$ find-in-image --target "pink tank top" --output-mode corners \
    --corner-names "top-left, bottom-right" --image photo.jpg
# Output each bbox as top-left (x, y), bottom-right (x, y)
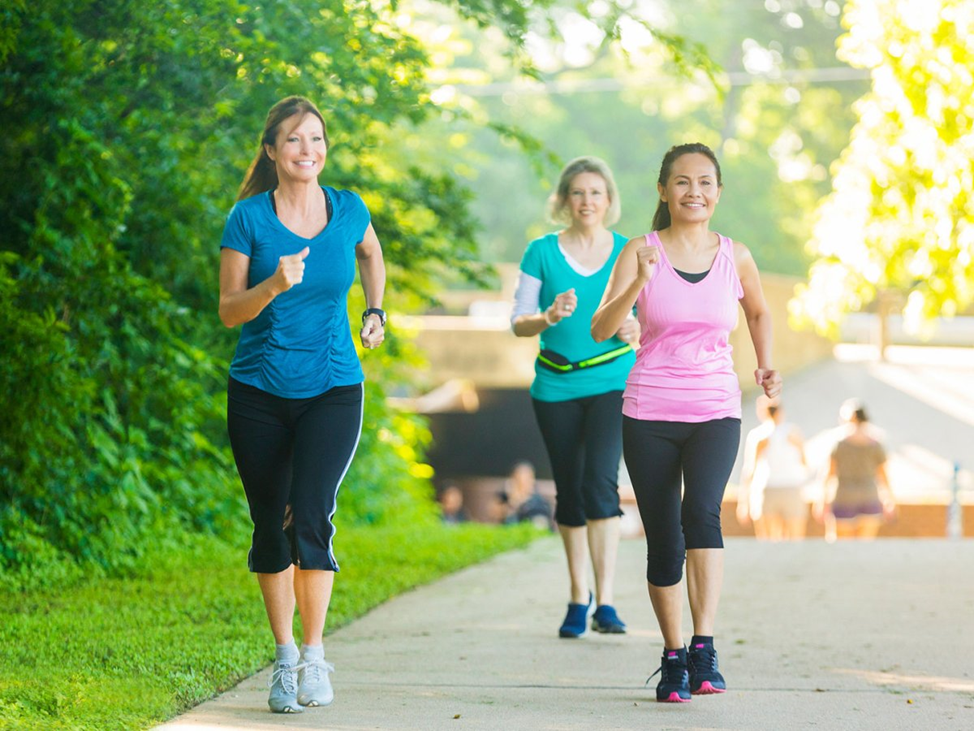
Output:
top-left (622, 231), bottom-right (744, 422)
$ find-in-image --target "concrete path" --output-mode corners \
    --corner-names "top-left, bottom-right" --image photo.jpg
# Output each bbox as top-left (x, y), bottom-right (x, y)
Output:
top-left (159, 536), bottom-right (974, 730)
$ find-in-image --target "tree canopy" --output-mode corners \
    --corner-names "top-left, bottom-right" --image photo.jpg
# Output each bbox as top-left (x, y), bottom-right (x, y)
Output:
top-left (0, 0), bottom-right (718, 583)
top-left (415, 0), bottom-right (866, 276)
top-left (790, 0), bottom-right (974, 335)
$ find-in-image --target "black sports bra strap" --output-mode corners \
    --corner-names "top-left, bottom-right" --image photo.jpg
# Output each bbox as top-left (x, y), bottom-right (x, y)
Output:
top-left (270, 188), bottom-right (333, 220)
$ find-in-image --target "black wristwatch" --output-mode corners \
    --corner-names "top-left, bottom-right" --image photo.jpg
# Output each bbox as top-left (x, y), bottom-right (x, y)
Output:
top-left (362, 307), bottom-right (386, 327)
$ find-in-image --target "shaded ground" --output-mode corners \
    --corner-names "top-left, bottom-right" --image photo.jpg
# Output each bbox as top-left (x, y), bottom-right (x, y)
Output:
top-left (160, 537), bottom-right (974, 731)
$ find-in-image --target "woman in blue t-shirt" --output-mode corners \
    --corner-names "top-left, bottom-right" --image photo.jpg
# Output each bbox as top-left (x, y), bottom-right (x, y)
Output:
top-left (218, 96), bottom-right (387, 714)
top-left (511, 156), bottom-right (638, 639)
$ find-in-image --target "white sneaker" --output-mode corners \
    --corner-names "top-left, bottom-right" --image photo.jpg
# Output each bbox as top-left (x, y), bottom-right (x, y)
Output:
top-left (297, 656), bottom-right (335, 707)
top-left (267, 658), bottom-right (303, 713)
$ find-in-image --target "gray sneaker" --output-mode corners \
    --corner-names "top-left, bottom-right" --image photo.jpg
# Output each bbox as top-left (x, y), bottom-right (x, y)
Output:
top-left (267, 658), bottom-right (303, 713)
top-left (297, 657), bottom-right (335, 707)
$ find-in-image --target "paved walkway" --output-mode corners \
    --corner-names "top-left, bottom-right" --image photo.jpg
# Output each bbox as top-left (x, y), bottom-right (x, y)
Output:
top-left (160, 536), bottom-right (974, 730)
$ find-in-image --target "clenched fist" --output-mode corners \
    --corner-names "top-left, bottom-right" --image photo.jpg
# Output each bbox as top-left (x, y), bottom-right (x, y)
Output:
top-left (615, 315), bottom-right (640, 344)
top-left (755, 368), bottom-right (782, 399)
top-left (546, 288), bottom-right (578, 324)
top-left (636, 244), bottom-right (660, 284)
top-left (360, 315), bottom-right (384, 350)
top-left (274, 246), bottom-right (310, 293)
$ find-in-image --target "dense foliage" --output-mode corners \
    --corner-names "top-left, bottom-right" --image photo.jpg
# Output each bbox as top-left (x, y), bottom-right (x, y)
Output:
top-left (415, 0), bottom-right (866, 275)
top-left (791, 0), bottom-right (974, 334)
top-left (0, 0), bottom-right (491, 581)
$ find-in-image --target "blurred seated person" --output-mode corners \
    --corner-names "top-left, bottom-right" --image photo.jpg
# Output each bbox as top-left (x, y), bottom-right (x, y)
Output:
top-left (498, 462), bottom-right (555, 530)
top-left (439, 485), bottom-right (469, 524)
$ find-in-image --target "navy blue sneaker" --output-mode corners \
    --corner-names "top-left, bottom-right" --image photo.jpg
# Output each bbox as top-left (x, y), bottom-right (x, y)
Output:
top-left (688, 642), bottom-right (726, 695)
top-left (558, 593), bottom-right (593, 638)
top-left (591, 604), bottom-right (627, 634)
top-left (647, 647), bottom-right (691, 703)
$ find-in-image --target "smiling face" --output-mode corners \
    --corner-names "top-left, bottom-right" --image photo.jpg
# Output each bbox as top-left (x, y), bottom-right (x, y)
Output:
top-left (567, 171), bottom-right (610, 228)
top-left (265, 112), bottom-right (327, 185)
top-left (658, 152), bottom-right (722, 224)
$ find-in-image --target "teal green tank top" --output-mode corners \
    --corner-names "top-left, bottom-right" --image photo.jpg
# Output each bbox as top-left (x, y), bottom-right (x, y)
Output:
top-left (518, 232), bottom-right (635, 402)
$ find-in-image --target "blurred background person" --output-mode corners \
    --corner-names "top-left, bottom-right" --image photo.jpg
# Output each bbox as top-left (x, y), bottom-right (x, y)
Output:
top-left (816, 399), bottom-right (896, 541)
top-left (497, 461), bottom-right (555, 531)
top-left (737, 397), bottom-right (810, 541)
top-left (439, 485), bottom-right (469, 525)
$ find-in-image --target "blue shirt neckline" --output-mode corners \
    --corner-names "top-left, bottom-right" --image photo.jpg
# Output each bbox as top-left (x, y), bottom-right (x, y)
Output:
top-left (263, 186), bottom-right (334, 242)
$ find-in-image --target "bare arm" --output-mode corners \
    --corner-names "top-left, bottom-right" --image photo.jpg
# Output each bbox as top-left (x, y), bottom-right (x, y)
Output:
top-left (513, 310), bottom-right (554, 338)
top-left (735, 241), bottom-right (781, 398)
top-left (788, 427), bottom-right (808, 467)
top-left (218, 246), bottom-right (309, 328)
top-left (876, 459), bottom-right (895, 514)
top-left (591, 237), bottom-right (655, 342)
top-left (356, 223), bottom-right (386, 348)
top-left (513, 288), bottom-right (577, 337)
top-left (815, 455), bottom-right (838, 520)
top-left (737, 434), bottom-right (767, 524)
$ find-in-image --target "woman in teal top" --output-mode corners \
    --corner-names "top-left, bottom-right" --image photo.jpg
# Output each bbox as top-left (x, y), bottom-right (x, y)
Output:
top-left (511, 156), bottom-right (638, 638)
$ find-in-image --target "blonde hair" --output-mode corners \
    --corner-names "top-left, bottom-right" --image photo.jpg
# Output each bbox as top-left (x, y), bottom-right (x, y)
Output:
top-left (547, 156), bottom-right (621, 227)
top-left (237, 96), bottom-right (329, 201)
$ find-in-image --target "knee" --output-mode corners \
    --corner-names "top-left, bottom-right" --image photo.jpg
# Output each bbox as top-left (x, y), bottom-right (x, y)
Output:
top-left (682, 501), bottom-right (723, 548)
top-left (554, 488), bottom-right (587, 527)
top-left (555, 503), bottom-right (586, 528)
top-left (646, 548), bottom-right (684, 586)
top-left (582, 483), bottom-right (620, 521)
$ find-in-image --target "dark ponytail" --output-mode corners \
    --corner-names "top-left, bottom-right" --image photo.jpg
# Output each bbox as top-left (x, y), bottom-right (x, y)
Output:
top-left (651, 142), bottom-right (722, 231)
top-left (237, 96), bottom-right (329, 201)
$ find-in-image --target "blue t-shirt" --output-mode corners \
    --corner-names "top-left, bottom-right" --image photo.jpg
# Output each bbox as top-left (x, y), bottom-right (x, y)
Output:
top-left (220, 186), bottom-right (370, 398)
top-left (520, 232), bottom-right (636, 402)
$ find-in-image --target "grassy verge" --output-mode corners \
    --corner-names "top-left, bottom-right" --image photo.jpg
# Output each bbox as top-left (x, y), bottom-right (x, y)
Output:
top-left (0, 522), bottom-right (538, 730)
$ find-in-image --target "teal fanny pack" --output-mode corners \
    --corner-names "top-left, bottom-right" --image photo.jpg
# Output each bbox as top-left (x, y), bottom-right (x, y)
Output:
top-left (537, 344), bottom-right (633, 374)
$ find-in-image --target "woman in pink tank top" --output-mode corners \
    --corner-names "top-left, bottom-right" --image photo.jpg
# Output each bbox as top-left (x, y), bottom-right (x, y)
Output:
top-left (592, 143), bottom-right (781, 703)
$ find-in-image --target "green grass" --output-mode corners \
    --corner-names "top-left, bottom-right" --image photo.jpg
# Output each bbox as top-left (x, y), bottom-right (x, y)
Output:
top-left (0, 522), bottom-right (537, 730)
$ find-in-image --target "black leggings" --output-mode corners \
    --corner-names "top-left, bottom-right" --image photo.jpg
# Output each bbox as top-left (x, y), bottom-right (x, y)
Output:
top-left (532, 391), bottom-right (625, 528)
top-left (227, 377), bottom-right (364, 574)
top-left (623, 416), bottom-right (741, 587)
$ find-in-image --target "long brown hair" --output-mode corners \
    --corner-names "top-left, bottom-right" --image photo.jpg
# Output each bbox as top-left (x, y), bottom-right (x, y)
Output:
top-left (237, 96), bottom-right (329, 201)
top-left (651, 143), bottom-right (722, 231)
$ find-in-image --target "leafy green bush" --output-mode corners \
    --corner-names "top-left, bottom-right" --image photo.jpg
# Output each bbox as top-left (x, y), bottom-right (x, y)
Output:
top-left (0, 142), bottom-right (242, 580)
top-left (0, 0), bottom-right (485, 582)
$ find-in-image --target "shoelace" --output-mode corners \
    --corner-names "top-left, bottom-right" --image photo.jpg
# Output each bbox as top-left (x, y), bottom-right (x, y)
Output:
top-left (269, 662), bottom-right (300, 694)
top-left (645, 655), bottom-right (685, 687)
top-left (300, 658), bottom-right (335, 685)
top-left (690, 646), bottom-right (717, 672)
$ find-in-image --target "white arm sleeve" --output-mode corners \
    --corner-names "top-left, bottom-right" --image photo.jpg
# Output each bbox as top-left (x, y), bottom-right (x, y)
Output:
top-left (511, 271), bottom-right (543, 328)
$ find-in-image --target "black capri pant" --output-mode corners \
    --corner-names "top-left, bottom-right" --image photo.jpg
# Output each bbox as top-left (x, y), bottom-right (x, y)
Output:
top-left (623, 416), bottom-right (741, 587)
top-left (532, 390), bottom-right (625, 528)
top-left (227, 377), bottom-right (364, 574)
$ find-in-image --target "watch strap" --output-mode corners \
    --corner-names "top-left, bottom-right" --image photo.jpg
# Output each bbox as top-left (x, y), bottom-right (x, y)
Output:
top-left (363, 307), bottom-right (386, 326)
